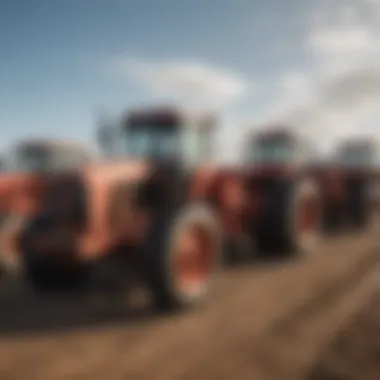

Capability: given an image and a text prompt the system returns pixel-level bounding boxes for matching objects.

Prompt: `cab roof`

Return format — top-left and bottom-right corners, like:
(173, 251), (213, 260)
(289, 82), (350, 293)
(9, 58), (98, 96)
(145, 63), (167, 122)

(124, 105), (217, 131)
(335, 138), (378, 152)
(11, 138), (93, 157)
(250, 125), (303, 144)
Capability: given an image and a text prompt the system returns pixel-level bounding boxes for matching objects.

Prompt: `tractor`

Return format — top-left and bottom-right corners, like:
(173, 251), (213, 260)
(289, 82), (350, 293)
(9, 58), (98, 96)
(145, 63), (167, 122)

(331, 138), (380, 230)
(0, 138), (93, 275)
(242, 127), (323, 255)
(16, 106), (252, 311)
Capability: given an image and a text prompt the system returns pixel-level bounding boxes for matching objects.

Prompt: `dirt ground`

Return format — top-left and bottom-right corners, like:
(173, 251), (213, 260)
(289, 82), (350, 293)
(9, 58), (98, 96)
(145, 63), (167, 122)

(0, 228), (379, 380)
(307, 291), (380, 380)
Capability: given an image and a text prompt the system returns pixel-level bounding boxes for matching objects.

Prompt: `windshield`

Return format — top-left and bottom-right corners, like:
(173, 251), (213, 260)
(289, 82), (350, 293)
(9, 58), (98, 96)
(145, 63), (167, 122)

(337, 149), (373, 167)
(124, 124), (180, 159)
(13, 148), (52, 172)
(251, 138), (294, 164)
(4, 146), (88, 173)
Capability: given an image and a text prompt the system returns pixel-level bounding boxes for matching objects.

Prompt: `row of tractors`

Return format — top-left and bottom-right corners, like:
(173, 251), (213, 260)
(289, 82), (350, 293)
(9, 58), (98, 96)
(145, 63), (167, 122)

(0, 105), (378, 311)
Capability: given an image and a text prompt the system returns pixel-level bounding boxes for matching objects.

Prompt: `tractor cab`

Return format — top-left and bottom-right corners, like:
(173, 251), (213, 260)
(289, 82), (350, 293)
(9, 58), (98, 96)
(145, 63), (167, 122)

(332, 138), (380, 228)
(4, 139), (93, 174)
(0, 139), (93, 225)
(99, 106), (215, 168)
(333, 139), (378, 176)
(245, 127), (311, 178)
(96, 106), (218, 210)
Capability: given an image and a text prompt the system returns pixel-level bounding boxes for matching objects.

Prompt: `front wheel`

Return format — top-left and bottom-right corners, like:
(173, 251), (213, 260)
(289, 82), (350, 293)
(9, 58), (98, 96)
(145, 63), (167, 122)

(143, 203), (221, 311)
(20, 216), (88, 293)
(24, 257), (87, 293)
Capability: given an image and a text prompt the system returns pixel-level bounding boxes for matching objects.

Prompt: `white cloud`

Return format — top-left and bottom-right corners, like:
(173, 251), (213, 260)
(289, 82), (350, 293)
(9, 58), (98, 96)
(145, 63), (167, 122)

(260, 0), (380, 152)
(309, 25), (374, 58)
(109, 1), (380, 157)
(114, 57), (250, 111)
(322, 65), (380, 107)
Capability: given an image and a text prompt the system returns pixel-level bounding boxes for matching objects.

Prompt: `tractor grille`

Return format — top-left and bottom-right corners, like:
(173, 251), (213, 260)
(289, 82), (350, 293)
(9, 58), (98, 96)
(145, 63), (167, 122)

(42, 173), (87, 229)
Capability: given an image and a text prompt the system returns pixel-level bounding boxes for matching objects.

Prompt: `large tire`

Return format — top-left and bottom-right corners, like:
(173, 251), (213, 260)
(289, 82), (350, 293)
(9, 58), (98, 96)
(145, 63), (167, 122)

(20, 216), (87, 293)
(346, 179), (374, 230)
(256, 177), (322, 256)
(321, 199), (346, 233)
(143, 203), (221, 311)
(369, 180), (380, 228)
(24, 258), (87, 293)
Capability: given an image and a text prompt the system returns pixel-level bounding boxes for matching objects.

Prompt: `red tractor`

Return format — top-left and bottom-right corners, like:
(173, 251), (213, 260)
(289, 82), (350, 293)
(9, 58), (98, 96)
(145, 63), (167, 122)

(331, 138), (380, 229)
(0, 139), (93, 275)
(242, 127), (323, 255)
(16, 106), (252, 310)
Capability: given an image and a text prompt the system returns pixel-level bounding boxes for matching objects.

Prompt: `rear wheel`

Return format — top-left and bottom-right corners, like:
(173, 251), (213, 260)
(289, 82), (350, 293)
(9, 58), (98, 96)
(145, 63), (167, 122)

(346, 179), (375, 230)
(369, 181), (380, 228)
(256, 177), (321, 256)
(143, 203), (221, 311)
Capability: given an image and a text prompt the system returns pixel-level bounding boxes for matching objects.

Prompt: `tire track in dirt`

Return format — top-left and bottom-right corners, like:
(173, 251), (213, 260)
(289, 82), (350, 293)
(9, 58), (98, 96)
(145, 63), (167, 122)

(307, 291), (380, 380)
(255, 262), (380, 380)
(270, 247), (380, 336)
(219, 266), (380, 380)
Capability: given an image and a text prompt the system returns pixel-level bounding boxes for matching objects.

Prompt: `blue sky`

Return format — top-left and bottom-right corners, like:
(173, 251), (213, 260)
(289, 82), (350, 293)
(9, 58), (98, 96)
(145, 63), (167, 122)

(1, 0), (380, 156)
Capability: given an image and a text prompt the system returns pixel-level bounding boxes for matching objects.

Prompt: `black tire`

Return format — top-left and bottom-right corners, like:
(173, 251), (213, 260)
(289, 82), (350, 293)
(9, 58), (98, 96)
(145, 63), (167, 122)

(369, 181), (380, 228)
(321, 199), (345, 233)
(346, 179), (373, 230)
(143, 203), (221, 311)
(24, 258), (87, 293)
(20, 215), (87, 293)
(256, 177), (321, 256)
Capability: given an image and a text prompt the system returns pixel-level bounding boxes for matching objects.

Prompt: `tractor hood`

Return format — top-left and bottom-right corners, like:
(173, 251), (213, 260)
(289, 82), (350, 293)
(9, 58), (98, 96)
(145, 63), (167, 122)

(0, 172), (47, 218)
(0, 173), (19, 198)
(82, 159), (152, 185)
(79, 158), (185, 213)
